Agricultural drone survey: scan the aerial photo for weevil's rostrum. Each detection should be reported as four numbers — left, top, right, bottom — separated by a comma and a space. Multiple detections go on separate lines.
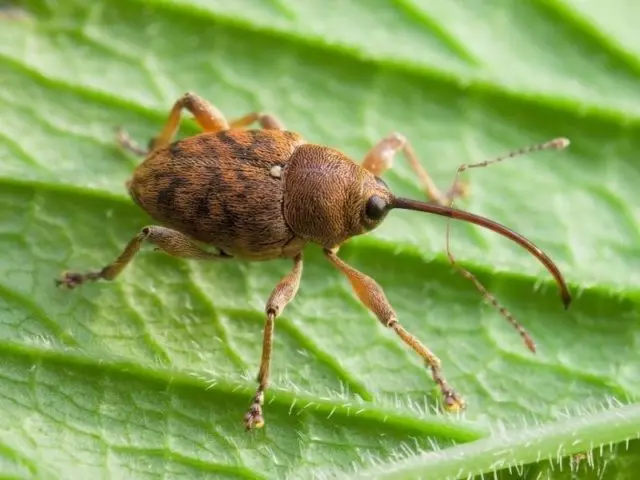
56, 92, 572, 431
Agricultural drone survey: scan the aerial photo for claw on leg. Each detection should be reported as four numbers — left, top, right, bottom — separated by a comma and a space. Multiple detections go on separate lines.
243, 254, 303, 431
116, 127, 149, 157
55, 270, 103, 289
244, 390, 265, 431
442, 388, 465, 412
324, 248, 465, 413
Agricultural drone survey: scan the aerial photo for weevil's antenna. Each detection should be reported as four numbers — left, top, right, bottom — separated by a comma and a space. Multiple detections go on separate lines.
391, 197, 571, 352
443, 137, 570, 352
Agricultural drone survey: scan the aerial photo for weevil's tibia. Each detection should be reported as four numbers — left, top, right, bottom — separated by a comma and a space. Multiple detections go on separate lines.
244, 254, 303, 431
324, 248, 464, 411
390, 321, 464, 410
444, 137, 571, 352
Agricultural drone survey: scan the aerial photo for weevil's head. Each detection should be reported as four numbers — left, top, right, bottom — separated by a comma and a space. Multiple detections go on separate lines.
283, 144, 394, 248
282, 143, 572, 311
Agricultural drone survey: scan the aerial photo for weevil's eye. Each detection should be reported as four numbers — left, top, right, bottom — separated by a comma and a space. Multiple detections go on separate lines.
365, 195, 387, 221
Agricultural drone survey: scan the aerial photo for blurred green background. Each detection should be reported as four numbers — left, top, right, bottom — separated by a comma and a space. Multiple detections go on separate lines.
0, 1, 639, 479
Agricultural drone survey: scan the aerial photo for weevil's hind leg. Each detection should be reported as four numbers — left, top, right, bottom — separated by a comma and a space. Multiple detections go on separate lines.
228, 112, 286, 130
117, 92, 231, 157
324, 248, 464, 411
116, 128, 149, 157
56, 226, 229, 289
361, 132, 467, 206
245, 254, 303, 431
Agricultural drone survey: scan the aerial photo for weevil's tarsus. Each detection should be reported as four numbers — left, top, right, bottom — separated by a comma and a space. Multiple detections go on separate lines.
56, 231, 145, 288
245, 254, 304, 431
116, 127, 149, 157
56, 225, 229, 288
324, 248, 464, 412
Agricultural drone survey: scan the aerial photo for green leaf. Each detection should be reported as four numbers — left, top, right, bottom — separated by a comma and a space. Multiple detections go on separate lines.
0, 1, 638, 478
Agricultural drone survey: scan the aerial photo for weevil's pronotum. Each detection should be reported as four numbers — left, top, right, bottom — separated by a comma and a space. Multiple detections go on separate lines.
56, 92, 572, 430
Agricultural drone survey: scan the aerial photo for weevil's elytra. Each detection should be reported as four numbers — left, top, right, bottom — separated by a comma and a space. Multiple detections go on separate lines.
57, 91, 572, 431
130, 128, 306, 260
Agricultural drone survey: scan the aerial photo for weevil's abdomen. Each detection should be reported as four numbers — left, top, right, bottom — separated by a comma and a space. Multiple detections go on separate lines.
128, 129, 307, 260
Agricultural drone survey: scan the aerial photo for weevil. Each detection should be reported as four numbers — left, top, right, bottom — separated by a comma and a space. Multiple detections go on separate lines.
56, 92, 572, 430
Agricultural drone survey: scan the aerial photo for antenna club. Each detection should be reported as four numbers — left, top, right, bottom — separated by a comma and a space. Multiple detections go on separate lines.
550, 137, 570, 150
525, 337, 537, 353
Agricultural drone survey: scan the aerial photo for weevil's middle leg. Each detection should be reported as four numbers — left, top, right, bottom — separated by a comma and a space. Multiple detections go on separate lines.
362, 132, 467, 206
324, 248, 464, 412
117, 95, 286, 158
117, 92, 231, 157
151, 92, 229, 150
244, 253, 303, 431
56, 226, 228, 288
229, 112, 286, 130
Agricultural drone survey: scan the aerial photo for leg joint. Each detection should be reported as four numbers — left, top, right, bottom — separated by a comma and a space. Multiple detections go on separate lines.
388, 131, 407, 147
385, 317, 398, 328
179, 91, 197, 107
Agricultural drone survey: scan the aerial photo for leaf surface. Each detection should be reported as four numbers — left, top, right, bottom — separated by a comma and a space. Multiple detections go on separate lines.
0, 1, 638, 478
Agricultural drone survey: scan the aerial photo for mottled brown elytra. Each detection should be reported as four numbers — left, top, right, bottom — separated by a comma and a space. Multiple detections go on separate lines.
56, 92, 572, 430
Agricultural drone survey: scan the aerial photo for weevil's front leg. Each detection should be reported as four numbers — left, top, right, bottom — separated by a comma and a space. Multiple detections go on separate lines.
362, 132, 467, 206
229, 112, 286, 130
117, 92, 231, 157
245, 254, 303, 431
324, 248, 464, 411
56, 226, 228, 288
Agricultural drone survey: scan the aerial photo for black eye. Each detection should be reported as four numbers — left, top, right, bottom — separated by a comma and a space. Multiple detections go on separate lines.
365, 195, 387, 220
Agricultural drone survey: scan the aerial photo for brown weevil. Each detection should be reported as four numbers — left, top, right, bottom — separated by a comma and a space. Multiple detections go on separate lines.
56, 92, 572, 430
